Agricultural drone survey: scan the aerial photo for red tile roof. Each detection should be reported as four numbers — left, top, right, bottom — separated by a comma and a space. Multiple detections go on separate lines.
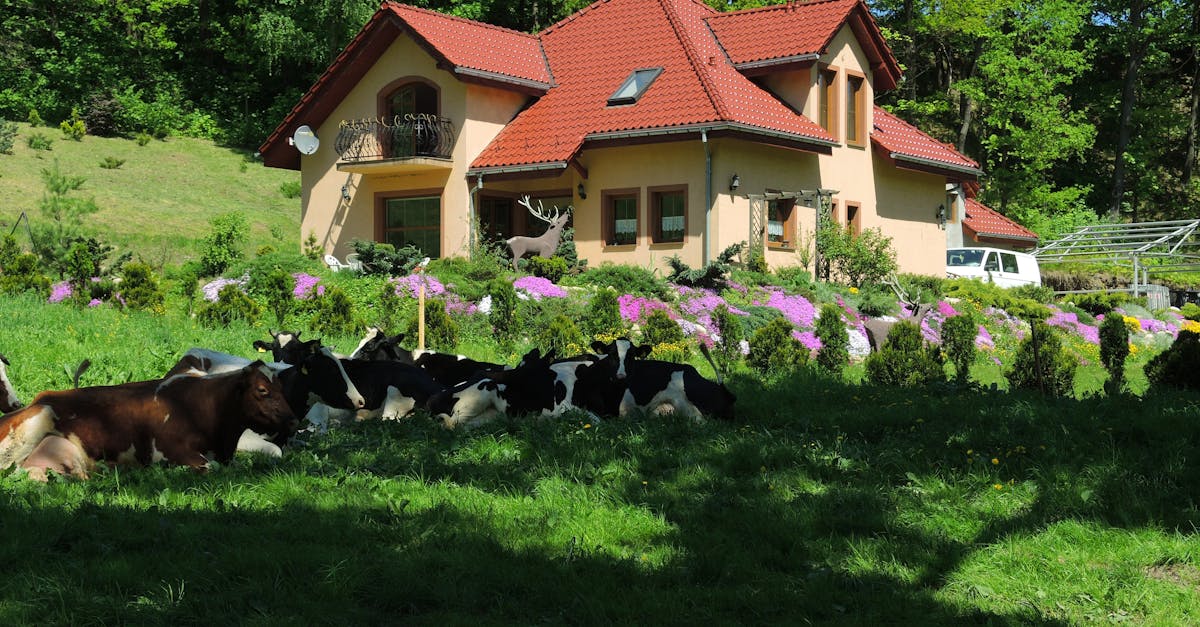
871, 106, 980, 177
389, 4, 551, 87
471, 0, 837, 171
705, 0, 900, 89
963, 198, 1038, 246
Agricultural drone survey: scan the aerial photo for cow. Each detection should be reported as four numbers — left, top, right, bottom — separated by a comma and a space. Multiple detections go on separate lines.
313, 357, 446, 422
0, 361, 297, 481
0, 353, 22, 414
608, 342, 737, 421
349, 328, 506, 387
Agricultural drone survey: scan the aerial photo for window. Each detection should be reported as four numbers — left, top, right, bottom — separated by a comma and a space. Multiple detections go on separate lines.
608, 68, 663, 106
767, 198, 795, 248
999, 252, 1019, 273
984, 252, 1000, 272
845, 200, 861, 236
381, 195, 440, 257
603, 189, 640, 246
845, 71, 866, 147
382, 80, 438, 157
524, 194, 572, 237
650, 186, 686, 243
478, 196, 513, 240
818, 67, 839, 138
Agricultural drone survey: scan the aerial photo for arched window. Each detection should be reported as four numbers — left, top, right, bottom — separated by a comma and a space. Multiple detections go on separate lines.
381, 81, 438, 157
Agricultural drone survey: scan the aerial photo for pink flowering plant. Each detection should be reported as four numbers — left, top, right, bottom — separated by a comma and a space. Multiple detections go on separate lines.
513, 276, 567, 300
392, 273, 445, 298
292, 272, 324, 300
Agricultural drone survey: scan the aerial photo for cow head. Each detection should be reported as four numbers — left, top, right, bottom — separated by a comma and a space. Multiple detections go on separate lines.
589, 338, 651, 380
350, 328, 411, 362
0, 353, 22, 413
239, 361, 299, 435
294, 343, 366, 409
253, 329, 305, 363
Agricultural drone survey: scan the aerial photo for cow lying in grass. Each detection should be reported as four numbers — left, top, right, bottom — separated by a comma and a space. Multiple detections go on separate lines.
350, 327, 507, 386
0, 362, 296, 481
0, 353, 22, 414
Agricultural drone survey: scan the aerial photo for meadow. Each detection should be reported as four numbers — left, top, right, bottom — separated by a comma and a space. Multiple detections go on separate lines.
1, 277, 1199, 624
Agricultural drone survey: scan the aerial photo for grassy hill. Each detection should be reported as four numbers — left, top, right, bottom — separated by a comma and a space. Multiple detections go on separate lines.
0, 123, 300, 268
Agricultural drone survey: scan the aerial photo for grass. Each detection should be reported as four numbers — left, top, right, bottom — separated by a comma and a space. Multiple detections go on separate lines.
1, 292, 1200, 624
0, 122, 299, 268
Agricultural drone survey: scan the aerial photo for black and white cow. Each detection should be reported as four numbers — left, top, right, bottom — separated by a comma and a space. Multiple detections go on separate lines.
311, 357, 447, 422
0, 353, 22, 414
427, 348, 562, 429
595, 340, 737, 421
349, 328, 506, 386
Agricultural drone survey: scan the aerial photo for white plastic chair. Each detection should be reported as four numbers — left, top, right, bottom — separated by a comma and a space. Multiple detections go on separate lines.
345, 253, 363, 272
324, 254, 351, 273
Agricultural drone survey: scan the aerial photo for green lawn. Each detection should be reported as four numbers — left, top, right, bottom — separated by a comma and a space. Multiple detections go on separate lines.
0, 123, 300, 268
0, 291, 1198, 624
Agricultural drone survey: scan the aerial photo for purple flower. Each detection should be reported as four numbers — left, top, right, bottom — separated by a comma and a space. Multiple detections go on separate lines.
292, 273, 322, 299
393, 273, 446, 298
445, 296, 478, 316
87, 298, 102, 307
201, 276, 248, 302
1046, 307, 1099, 345
619, 294, 673, 323
48, 281, 72, 304
513, 276, 567, 300
795, 330, 822, 352
760, 287, 816, 328
678, 287, 746, 329
1140, 318, 1170, 334
975, 324, 994, 349
938, 301, 959, 317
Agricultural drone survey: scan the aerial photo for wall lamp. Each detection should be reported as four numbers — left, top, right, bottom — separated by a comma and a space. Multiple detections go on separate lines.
936, 203, 947, 229
729, 173, 741, 192
577, 182, 587, 200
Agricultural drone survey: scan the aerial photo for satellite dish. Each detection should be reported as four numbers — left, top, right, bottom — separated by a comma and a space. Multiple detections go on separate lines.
289, 125, 319, 155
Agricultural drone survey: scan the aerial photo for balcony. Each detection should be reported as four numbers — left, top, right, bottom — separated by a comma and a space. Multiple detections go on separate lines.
334, 114, 455, 175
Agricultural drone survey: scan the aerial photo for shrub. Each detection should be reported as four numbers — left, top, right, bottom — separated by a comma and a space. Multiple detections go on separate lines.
850, 283, 897, 317
262, 268, 293, 327
135, 132, 153, 147
526, 255, 568, 283
279, 180, 302, 199
198, 284, 260, 328
198, 212, 249, 277
1098, 313, 1130, 395
943, 279, 1051, 321
941, 314, 977, 383
536, 314, 585, 358
59, 109, 86, 141
864, 321, 945, 387
1006, 321, 1077, 397
405, 298, 458, 352
175, 264, 200, 314
746, 252, 767, 274
99, 157, 124, 170
1066, 291, 1132, 316
350, 239, 423, 276
303, 232, 323, 261
1145, 330, 1200, 392
119, 262, 165, 313
0, 235, 50, 297
1010, 283, 1056, 304
666, 242, 744, 291
27, 109, 43, 127
82, 93, 123, 137
1181, 302, 1200, 322
814, 303, 850, 374
711, 304, 744, 378
488, 278, 519, 344
26, 132, 52, 151
569, 263, 672, 300
314, 286, 361, 339
0, 120, 16, 155
583, 288, 624, 339
641, 310, 685, 352
747, 318, 806, 376
818, 224, 898, 287
775, 266, 813, 292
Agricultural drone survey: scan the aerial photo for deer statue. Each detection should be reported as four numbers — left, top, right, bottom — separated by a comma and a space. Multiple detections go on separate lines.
862, 274, 935, 352
507, 196, 572, 270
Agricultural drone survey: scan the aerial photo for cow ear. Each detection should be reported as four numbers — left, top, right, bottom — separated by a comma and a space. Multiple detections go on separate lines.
590, 340, 608, 354
252, 340, 270, 353
634, 344, 653, 359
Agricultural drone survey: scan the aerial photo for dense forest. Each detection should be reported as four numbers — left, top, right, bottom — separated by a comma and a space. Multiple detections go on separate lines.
1, 0, 1197, 239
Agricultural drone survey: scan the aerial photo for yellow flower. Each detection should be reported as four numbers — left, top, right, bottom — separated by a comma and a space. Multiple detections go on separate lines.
967, 449, 974, 455
991, 458, 1000, 465
994, 483, 1003, 490
583, 423, 592, 429
849, 287, 859, 294
1123, 316, 1142, 333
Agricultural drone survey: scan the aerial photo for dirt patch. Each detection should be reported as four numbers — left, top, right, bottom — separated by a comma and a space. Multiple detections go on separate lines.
1146, 563, 1200, 591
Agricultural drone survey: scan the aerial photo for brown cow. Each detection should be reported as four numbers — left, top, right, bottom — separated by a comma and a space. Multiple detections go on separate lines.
0, 361, 296, 480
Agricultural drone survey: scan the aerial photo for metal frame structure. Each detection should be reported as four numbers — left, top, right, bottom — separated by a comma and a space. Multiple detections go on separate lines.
1032, 219, 1200, 298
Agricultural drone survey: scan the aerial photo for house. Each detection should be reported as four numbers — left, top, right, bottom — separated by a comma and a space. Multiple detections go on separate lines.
259, 0, 982, 277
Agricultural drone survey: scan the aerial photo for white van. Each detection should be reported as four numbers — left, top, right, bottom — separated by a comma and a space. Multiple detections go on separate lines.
946, 247, 1042, 288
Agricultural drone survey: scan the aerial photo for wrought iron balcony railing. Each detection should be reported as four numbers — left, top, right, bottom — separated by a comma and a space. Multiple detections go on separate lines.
334, 114, 455, 162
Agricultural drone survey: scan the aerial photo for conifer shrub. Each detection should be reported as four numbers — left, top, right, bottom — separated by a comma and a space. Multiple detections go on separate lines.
26, 132, 52, 151
711, 304, 744, 378
405, 298, 458, 352
488, 278, 519, 344
747, 318, 805, 376
59, 113, 85, 141
583, 288, 624, 339
0, 236, 50, 297
27, 109, 43, 127
569, 262, 671, 300
1145, 330, 1200, 392
1005, 321, 1076, 397
0, 120, 16, 155
1099, 313, 1130, 395
119, 262, 165, 313
536, 314, 585, 358
864, 321, 945, 387
640, 310, 687, 362
1181, 302, 1200, 322
526, 255, 568, 283
262, 268, 293, 327
303, 232, 323, 261
198, 212, 248, 277
814, 303, 850, 374
376, 280, 405, 332
314, 286, 361, 339
198, 284, 260, 328
941, 313, 977, 383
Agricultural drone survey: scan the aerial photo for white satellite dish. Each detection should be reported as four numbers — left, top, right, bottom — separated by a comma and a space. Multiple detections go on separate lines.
289, 125, 319, 155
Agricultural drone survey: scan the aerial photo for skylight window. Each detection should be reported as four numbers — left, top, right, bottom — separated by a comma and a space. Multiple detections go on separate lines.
607, 68, 663, 106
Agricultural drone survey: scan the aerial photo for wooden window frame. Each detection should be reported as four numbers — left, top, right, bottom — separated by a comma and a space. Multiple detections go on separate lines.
766, 198, 797, 250
648, 184, 687, 245
845, 200, 862, 236
845, 69, 867, 148
377, 76, 440, 118
375, 189, 443, 257
817, 65, 840, 141
602, 188, 641, 248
